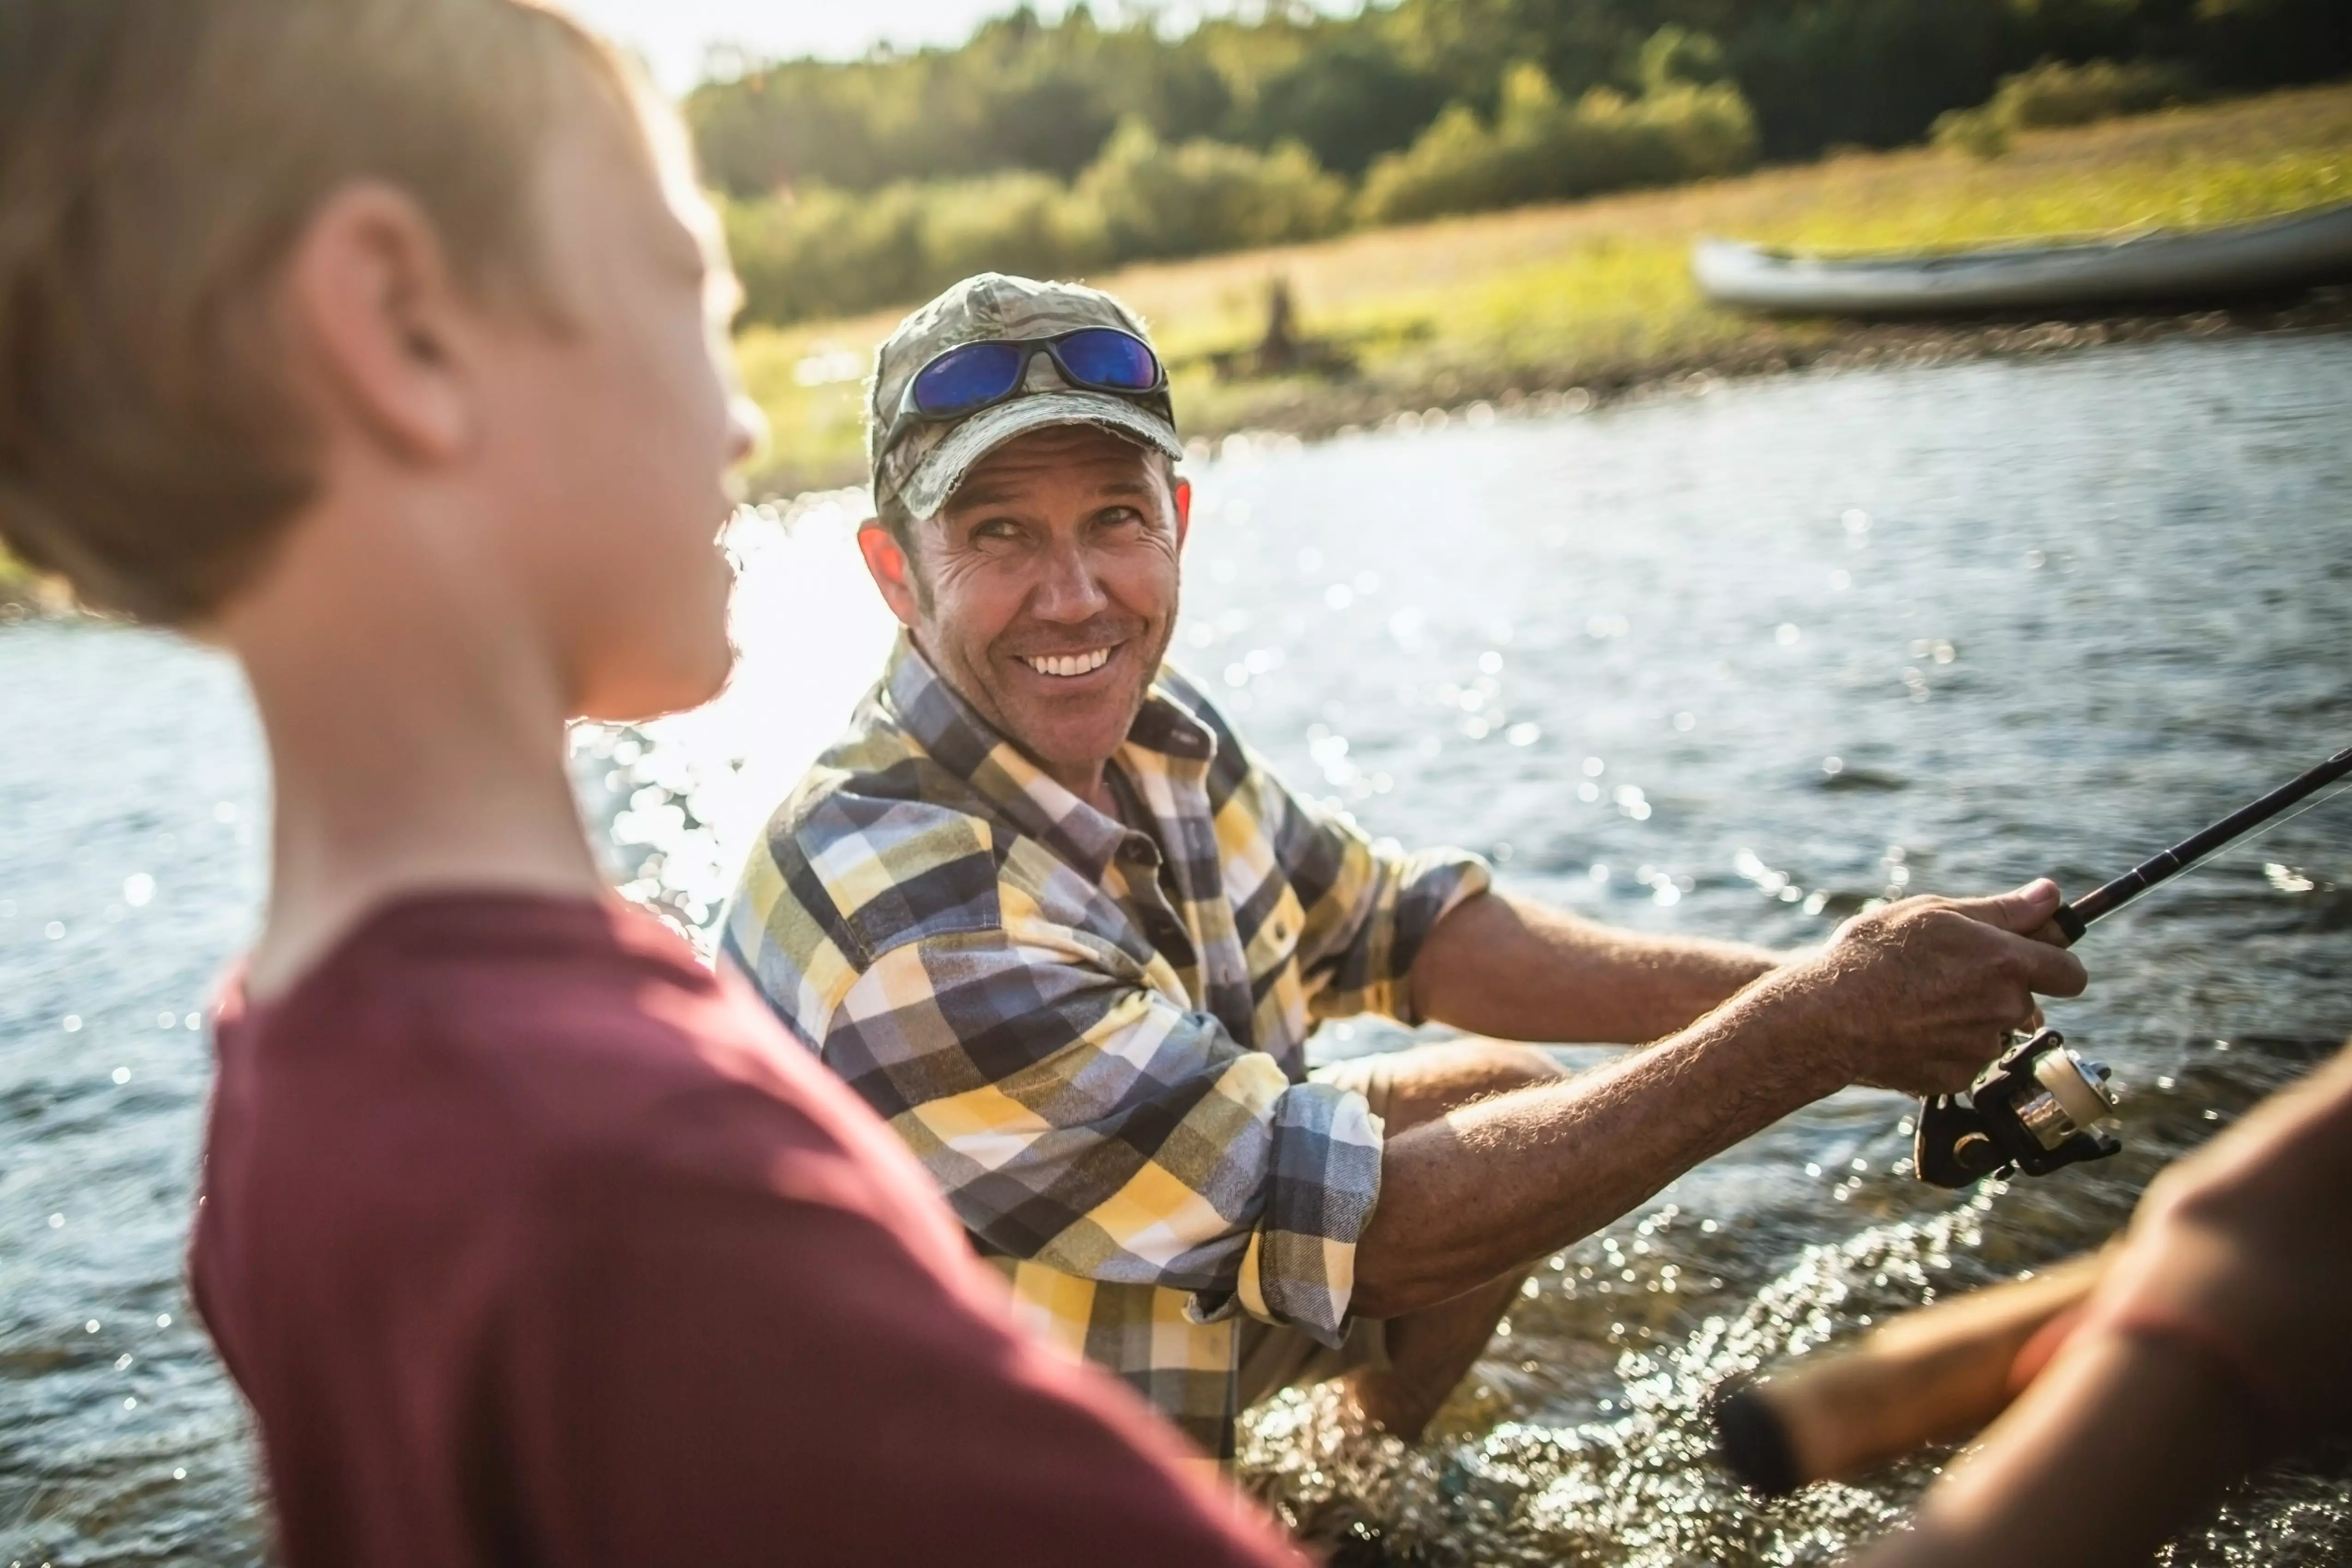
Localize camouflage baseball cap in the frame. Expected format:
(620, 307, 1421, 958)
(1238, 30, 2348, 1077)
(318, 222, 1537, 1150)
(867, 273, 1182, 522)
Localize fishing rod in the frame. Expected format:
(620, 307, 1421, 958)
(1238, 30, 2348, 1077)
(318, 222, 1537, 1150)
(1912, 742, 2352, 1189)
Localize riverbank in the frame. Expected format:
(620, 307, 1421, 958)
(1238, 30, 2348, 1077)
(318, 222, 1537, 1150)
(0, 554, 48, 618)
(737, 82, 2352, 499)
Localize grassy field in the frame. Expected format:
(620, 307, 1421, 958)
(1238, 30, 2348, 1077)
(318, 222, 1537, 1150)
(736, 82, 2352, 499)
(0, 550, 39, 613)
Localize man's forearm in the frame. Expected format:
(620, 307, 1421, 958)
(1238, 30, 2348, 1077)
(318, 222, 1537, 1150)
(1410, 889, 1787, 1045)
(1359, 883, 2086, 1316)
(1354, 961, 1847, 1316)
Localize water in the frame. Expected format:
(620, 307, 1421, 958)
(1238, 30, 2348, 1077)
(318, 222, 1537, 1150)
(5, 333, 2350, 1563)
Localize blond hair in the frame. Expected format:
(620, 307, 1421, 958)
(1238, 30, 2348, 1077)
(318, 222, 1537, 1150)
(0, 0, 653, 624)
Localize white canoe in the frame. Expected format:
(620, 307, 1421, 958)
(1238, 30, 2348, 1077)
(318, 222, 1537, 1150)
(1693, 202, 2352, 317)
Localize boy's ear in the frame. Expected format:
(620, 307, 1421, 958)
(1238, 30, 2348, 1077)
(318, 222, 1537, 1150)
(283, 182, 479, 463)
(856, 519, 922, 630)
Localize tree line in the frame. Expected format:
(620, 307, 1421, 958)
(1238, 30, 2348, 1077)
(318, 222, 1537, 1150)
(690, 0, 2350, 327)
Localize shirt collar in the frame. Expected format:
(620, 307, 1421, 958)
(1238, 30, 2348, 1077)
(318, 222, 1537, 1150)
(880, 634, 1217, 883)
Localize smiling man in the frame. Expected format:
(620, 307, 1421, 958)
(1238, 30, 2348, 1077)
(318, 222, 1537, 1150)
(723, 273, 2090, 1462)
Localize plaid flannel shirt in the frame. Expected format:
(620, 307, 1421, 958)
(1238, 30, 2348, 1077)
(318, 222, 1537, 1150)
(720, 638, 1489, 1457)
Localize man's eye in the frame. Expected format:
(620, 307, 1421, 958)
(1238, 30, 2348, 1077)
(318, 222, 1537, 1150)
(971, 519, 1022, 544)
(1097, 508, 1143, 529)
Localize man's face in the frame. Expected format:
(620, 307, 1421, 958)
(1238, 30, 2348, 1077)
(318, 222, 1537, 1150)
(867, 424, 1188, 787)
(479, 105, 755, 723)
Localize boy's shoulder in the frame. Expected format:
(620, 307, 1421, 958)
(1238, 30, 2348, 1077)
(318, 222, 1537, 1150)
(187, 890, 997, 1500)
(211, 893, 928, 1215)
(197, 893, 974, 1319)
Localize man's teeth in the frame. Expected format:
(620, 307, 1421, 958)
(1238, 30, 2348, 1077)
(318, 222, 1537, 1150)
(1022, 647, 1113, 678)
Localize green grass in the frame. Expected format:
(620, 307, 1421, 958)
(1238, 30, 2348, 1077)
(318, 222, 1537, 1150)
(0, 548, 39, 611)
(735, 82, 2352, 498)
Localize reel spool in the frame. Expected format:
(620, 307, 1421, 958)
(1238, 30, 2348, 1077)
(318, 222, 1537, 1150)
(1915, 1028, 2120, 1188)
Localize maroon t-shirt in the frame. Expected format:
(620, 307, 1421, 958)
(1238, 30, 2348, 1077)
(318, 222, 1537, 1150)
(190, 892, 1300, 1568)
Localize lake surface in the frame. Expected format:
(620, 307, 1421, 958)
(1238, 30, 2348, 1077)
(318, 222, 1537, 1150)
(5, 333, 2349, 1564)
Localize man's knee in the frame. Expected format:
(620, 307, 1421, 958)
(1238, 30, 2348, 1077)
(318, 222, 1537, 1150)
(1384, 1038, 1566, 1128)
(1349, 1037, 1567, 1136)
(1461, 1039, 1568, 1099)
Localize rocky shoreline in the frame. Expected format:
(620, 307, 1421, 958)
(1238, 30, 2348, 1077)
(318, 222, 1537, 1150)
(1173, 288, 2352, 456)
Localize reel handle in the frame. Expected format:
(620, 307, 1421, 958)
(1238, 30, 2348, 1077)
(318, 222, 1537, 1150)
(1912, 1027, 2119, 1188)
(1910, 891, 2099, 1186)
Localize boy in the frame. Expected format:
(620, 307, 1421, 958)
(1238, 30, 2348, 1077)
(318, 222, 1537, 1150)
(0, 1, 1300, 1562)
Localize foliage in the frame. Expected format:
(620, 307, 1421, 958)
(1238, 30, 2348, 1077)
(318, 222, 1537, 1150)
(1079, 119, 1350, 261)
(688, 0, 2352, 200)
(1217, 32, 1451, 178)
(689, 7, 1229, 194)
(1936, 57, 2201, 157)
(1933, 104, 2019, 161)
(1996, 56, 2202, 129)
(694, 0, 2351, 327)
(1358, 64, 1758, 226)
(727, 175, 1093, 328)
(1722, 0, 2023, 160)
(725, 126, 1345, 327)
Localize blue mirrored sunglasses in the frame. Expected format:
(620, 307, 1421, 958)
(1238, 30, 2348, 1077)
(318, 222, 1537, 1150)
(893, 328, 1167, 437)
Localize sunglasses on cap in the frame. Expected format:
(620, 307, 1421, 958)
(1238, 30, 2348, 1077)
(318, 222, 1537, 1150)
(891, 328, 1168, 438)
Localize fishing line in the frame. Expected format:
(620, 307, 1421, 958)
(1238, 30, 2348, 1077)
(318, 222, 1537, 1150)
(2054, 743, 2352, 938)
(2071, 771, 2352, 912)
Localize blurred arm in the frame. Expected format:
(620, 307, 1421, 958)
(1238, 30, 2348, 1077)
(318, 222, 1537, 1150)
(1850, 1330, 2257, 1568)
(1850, 1038, 2352, 1568)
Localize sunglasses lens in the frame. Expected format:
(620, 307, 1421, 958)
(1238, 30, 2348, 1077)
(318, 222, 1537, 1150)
(1057, 329, 1160, 392)
(912, 342, 1025, 416)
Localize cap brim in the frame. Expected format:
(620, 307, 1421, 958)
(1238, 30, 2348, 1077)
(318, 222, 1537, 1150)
(898, 391, 1184, 521)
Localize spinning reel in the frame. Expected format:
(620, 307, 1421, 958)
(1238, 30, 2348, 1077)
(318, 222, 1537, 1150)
(1903, 742, 2351, 1188)
(1914, 1028, 2119, 1188)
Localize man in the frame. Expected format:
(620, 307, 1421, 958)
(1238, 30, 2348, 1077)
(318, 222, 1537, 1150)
(723, 272, 2091, 1460)
(0, 6, 1300, 1564)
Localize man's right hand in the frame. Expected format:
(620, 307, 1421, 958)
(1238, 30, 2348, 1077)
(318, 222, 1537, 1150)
(1801, 878, 2090, 1098)
(1358, 879, 2091, 1322)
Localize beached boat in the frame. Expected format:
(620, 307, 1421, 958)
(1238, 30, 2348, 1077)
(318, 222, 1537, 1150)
(1693, 201, 2352, 317)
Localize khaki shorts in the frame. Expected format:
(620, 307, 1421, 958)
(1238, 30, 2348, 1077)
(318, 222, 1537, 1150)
(1234, 1053, 1398, 1409)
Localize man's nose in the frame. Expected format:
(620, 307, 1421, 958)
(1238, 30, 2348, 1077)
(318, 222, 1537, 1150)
(1027, 535, 1111, 623)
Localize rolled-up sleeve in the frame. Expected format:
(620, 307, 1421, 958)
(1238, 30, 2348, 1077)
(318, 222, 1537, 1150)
(822, 919, 1382, 1347)
(1256, 766, 1491, 1025)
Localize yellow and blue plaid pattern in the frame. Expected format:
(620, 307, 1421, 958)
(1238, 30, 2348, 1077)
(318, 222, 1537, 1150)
(721, 638, 1488, 1456)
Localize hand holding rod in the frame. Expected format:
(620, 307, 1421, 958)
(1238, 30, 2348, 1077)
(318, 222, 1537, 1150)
(1912, 742, 2352, 1189)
